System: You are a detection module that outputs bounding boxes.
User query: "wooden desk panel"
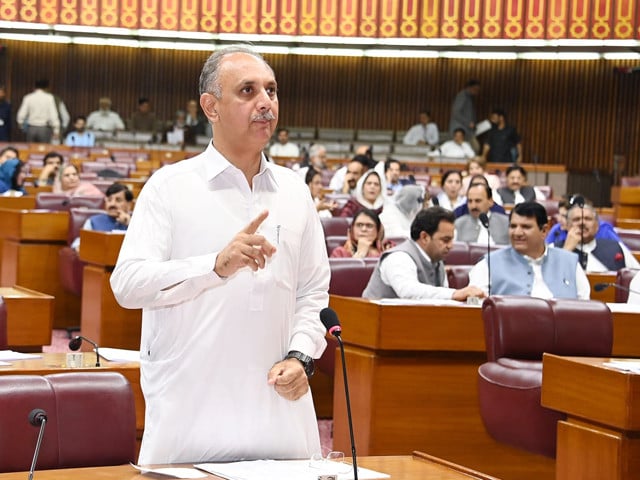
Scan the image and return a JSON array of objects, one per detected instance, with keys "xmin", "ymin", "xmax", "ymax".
[
  {"xmin": 0, "ymin": 453, "xmax": 500, "ymax": 480},
  {"xmin": 0, "ymin": 286, "xmax": 53, "ymax": 351},
  {"xmin": 79, "ymin": 230, "xmax": 142, "ymax": 350},
  {"xmin": 587, "ymin": 271, "xmax": 616, "ymax": 303},
  {"xmin": 0, "ymin": 196, "xmax": 36, "ymax": 210},
  {"xmin": 0, "ymin": 352, "xmax": 144, "ymax": 443},
  {"xmin": 541, "ymin": 354, "xmax": 640, "ymax": 480},
  {"xmin": 329, "ymin": 296, "xmax": 554, "ymax": 480},
  {"xmin": 0, "ymin": 209, "xmax": 78, "ymax": 329}
]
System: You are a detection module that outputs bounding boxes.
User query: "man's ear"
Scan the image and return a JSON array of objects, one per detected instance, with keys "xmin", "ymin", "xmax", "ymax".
[{"xmin": 200, "ymin": 93, "xmax": 218, "ymax": 123}]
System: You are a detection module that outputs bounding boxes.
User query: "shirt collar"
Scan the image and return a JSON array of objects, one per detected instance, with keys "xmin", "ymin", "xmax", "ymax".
[
  {"xmin": 523, "ymin": 245, "xmax": 549, "ymax": 265},
  {"xmin": 203, "ymin": 142, "xmax": 279, "ymax": 188}
]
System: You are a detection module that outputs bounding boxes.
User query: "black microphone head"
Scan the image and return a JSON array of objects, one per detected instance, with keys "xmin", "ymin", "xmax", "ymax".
[
  {"xmin": 593, "ymin": 283, "xmax": 611, "ymax": 292},
  {"xmin": 479, "ymin": 212, "xmax": 490, "ymax": 228},
  {"xmin": 28, "ymin": 408, "xmax": 47, "ymax": 427},
  {"xmin": 431, "ymin": 195, "xmax": 439, "ymax": 206},
  {"xmin": 320, "ymin": 307, "xmax": 342, "ymax": 336},
  {"xmin": 68, "ymin": 336, "xmax": 82, "ymax": 351},
  {"xmin": 570, "ymin": 194, "xmax": 585, "ymax": 208}
]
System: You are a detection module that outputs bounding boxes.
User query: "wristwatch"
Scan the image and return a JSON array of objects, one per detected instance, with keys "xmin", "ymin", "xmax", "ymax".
[{"xmin": 285, "ymin": 350, "xmax": 315, "ymax": 378}]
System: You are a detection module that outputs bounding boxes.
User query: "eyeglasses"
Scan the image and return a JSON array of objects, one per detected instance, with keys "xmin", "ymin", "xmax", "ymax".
[
  {"xmin": 309, "ymin": 451, "xmax": 352, "ymax": 475},
  {"xmin": 354, "ymin": 222, "xmax": 376, "ymax": 230}
]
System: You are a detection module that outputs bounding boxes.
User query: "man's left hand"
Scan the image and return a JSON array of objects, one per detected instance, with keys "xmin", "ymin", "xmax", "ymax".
[{"xmin": 267, "ymin": 358, "xmax": 309, "ymax": 401}]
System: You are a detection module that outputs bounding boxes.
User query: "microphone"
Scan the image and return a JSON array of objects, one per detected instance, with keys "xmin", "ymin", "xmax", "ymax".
[
  {"xmin": 68, "ymin": 335, "xmax": 101, "ymax": 367},
  {"xmin": 320, "ymin": 307, "xmax": 358, "ymax": 480},
  {"xmin": 431, "ymin": 195, "xmax": 439, "ymax": 206},
  {"xmin": 593, "ymin": 282, "xmax": 640, "ymax": 296},
  {"xmin": 28, "ymin": 408, "xmax": 47, "ymax": 480},
  {"xmin": 569, "ymin": 194, "xmax": 585, "ymax": 208},
  {"xmin": 478, "ymin": 212, "xmax": 491, "ymax": 296}
]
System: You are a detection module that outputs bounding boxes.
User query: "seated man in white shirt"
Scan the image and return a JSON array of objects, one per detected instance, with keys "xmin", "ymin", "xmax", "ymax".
[
  {"xmin": 403, "ymin": 110, "xmax": 439, "ymax": 148},
  {"xmin": 268, "ymin": 127, "xmax": 300, "ymax": 158},
  {"xmin": 561, "ymin": 203, "xmax": 640, "ymax": 272},
  {"xmin": 429, "ymin": 128, "xmax": 475, "ymax": 160},
  {"xmin": 363, "ymin": 207, "xmax": 485, "ymax": 301},
  {"xmin": 468, "ymin": 201, "xmax": 590, "ymax": 299}
]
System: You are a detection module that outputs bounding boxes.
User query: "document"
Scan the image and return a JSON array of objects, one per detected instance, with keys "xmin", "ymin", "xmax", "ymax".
[
  {"xmin": 132, "ymin": 463, "xmax": 207, "ymax": 479},
  {"xmin": 0, "ymin": 350, "xmax": 41, "ymax": 361},
  {"xmin": 98, "ymin": 348, "xmax": 140, "ymax": 362},
  {"xmin": 195, "ymin": 460, "xmax": 389, "ymax": 480}
]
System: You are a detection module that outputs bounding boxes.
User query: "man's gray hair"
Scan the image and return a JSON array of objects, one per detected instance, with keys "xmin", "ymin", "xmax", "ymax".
[
  {"xmin": 198, "ymin": 45, "xmax": 273, "ymax": 98},
  {"xmin": 308, "ymin": 144, "xmax": 326, "ymax": 159}
]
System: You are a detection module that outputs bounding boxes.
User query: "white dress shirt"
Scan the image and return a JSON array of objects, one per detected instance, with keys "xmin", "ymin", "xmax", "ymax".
[
  {"xmin": 430, "ymin": 140, "xmax": 475, "ymax": 159},
  {"xmin": 111, "ymin": 144, "xmax": 329, "ymax": 464},
  {"xmin": 16, "ymin": 89, "xmax": 60, "ymax": 133},
  {"xmin": 268, "ymin": 142, "xmax": 300, "ymax": 158},
  {"xmin": 379, "ymin": 240, "xmax": 455, "ymax": 299},
  {"xmin": 403, "ymin": 122, "xmax": 439, "ymax": 146},
  {"xmin": 86, "ymin": 109, "xmax": 126, "ymax": 132},
  {"xmin": 570, "ymin": 239, "xmax": 640, "ymax": 272}
]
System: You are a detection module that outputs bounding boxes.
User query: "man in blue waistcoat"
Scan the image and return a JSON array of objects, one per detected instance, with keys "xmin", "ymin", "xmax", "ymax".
[
  {"xmin": 468, "ymin": 201, "xmax": 590, "ymax": 299},
  {"xmin": 71, "ymin": 182, "xmax": 133, "ymax": 250}
]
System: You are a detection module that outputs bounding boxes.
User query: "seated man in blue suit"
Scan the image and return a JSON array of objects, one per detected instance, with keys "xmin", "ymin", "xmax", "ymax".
[
  {"xmin": 468, "ymin": 201, "xmax": 590, "ymax": 299},
  {"xmin": 71, "ymin": 182, "xmax": 133, "ymax": 250}
]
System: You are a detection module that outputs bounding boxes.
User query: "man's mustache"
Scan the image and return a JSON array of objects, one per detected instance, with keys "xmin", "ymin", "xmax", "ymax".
[{"xmin": 252, "ymin": 111, "xmax": 276, "ymax": 122}]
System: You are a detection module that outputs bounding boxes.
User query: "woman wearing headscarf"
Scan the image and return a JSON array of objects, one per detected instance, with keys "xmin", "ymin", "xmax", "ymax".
[
  {"xmin": 330, "ymin": 208, "xmax": 394, "ymax": 258},
  {"xmin": 379, "ymin": 184, "xmax": 425, "ymax": 238},
  {"xmin": 336, "ymin": 169, "xmax": 385, "ymax": 218}
]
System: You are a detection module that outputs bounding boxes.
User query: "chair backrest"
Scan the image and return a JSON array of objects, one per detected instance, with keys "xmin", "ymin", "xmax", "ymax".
[
  {"xmin": 0, "ymin": 297, "xmax": 7, "ymax": 348},
  {"xmin": 444, "ymin": 241, "xmax": 470, "ymax": 265},
  {"xmin": 329, "ymin": 258, "xmax": 376, "ymax": 297},
  {"xmin": 35, "ymin": 192, "xmax": 71, "ymax": 211},
  {"xmin": 321, "ymin": 216, "xmax": 351, "ymax": 237},
  {"xmin": 67, "ymin": 208, "xmax": 106, "ymax": 245},
  {"xmin": 481, "ymin": 295, "xmax": 613, "ymax": 362},
  {"xmin": 0, "ymin": 372, "xmax": 136, "ymax": 472},
  {"xmin": 616, "ymin": 267, "xmax": 637, "ymax": 303},
  {"xmin": 69, "ymin": 195, "xmax": 105, "ymax": 210},
  {"xmin": 325, "ymin": 235, "xmax": 347, "ymax": 256},
  {"xmin": 469, "ymin": 243, "xmax": 506, "ymax": 264},
  {"xmin": 616, "ymin": 229, "xmax": 640, "ymax": 252},
  {"xmin": 446, "ymin": 265, "xmax": 472, "ymax": 289}
]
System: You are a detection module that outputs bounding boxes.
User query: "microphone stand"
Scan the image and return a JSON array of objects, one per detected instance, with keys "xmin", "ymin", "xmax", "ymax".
[
  {"xmin": 28, "ymin": 409, "xmax": 47, "ymax": 480},
  {"xmin": 335, "ymin": 332, "xmax": 358, "ymax": 480},
  {"xmin": 479, "ymin": 213, "xmax": 491, "ymax": 296}
]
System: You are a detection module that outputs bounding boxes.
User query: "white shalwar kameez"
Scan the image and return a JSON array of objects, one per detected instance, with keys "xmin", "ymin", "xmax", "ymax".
[{"xmin": 110, "ymin": 143, "xmax": 330, "ymax": 464}]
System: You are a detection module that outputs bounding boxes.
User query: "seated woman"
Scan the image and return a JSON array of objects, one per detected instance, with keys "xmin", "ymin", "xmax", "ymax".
[
  {"xmin": 336, "ymin": 169, "xmax": 385, "ymax": 218},
  {"xmin": 461, "ymin": 157, "xmax": 501, "ymax": 199},
  {"xmin": 434, "ymin": 170, "xmax": 465, "ymax": 211},
  {"xmin": 330, "ymin": 209, "xmax": 393, "ymax": 258},
  {"xmin": 0, "ymin": 158, "xmax": 27, "ymax": 196},
  {"xmin": 305, "ymin": 167, "xmax": 337, "ymax": 218},
  {"xmin": 53, "ymin": 164, "xmax": 104, "ymax": 197}
]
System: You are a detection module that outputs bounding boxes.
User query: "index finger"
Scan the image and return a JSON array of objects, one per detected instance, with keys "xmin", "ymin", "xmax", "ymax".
[{"xmin": 242, "ymin": 210, "xmax": 269, "ymax": 235}]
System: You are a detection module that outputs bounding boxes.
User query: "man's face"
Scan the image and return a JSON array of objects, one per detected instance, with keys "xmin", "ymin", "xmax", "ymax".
[
  {"xmin": 466, "ymin": 184, "xmax": 493, "ymax": 219},
  {"xmin": 74, "ymin": 118, "xmax": 86, "ymax": 132},
  {"xmin": 311, "ymin": 149, "xmax": 327, "ymax": 170},
  {"xmin": 345, "ymin": 161, "xmax": 364, "ymax": 190},
  {"xmin": 423, "ymin": 220, "xmax": 455, "ymax": 262},
  {"xmin": 277, "ymin": 130, "xmax": 289, "ymax": 145},
  {"xmin": 0, "ymin": 149, "xmax": 17, "ymax": 164},
  {"xmin": 419, "ymin": 113, "xmax": 429, "ymax": 125},
  {"xmin": 506, "ymin": 170, "xmax": 525, "ymax": 191},
  {"xmin": 99, "ymin": 99, "xmax": 111, "ymax": 110},
  {"xmin": 0, "ymin": 88, "xmax": 5, "ymax": 101},
  {"xmin": 105, "ymin": 190, "xmax": 132, "ymax": 218},
  {"xmin": 204, "ymin": 52, "xmax": 278, "ymax": 152},
  {"xmin": 386, "ymin": 162, "xmax": 400, "ymax": 184},
  {"xmin": 509, "ymin": 213, "xmax": 547, "ymax": 258},
  {"xmin": 45, "ymin": 155, "xmax": 62, "ymax": 174},
  {"xmin": 568, "ymin": 207, "xmax": 599, "ymax": 243},
  {"xmin": 453, "ymin": 131, "xmax": 465, "ymax": 144},
  {"xmin": 138, "ymin": 102, "xmax": 150, "ymax": 113}
]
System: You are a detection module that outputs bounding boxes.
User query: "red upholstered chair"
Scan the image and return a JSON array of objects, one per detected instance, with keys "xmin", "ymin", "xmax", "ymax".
[
  {"xmin": 616, "ymin": 229, "xmax": 640, "ymax": 252},
  {"xmin": 478, "ymin": 295, "xmax": 612, "ymax": 458},
  {"xmin": 443, "ymin": 241, "xmax": 470, "ymax": 265},
  {"xmin": 446, "ymin": 265, "xmax": 472, "ymax": 289},
  {"xmin": 0, "ymin": 297, "xmax": 7, "ymax": 348},
  {"xmin": 325, "ymin": 235, "xmax": 347, "ymax": 256},
  {"xmin": 615, "ymin": 267, "xmax": 637, "ymax": 302},
  {"xmin": 0, "ymin": 372, "xmax": 136, "ymax": 472},
  {"xmin": 68, "ymin": 195, "xmax": 105, "ymax": 209},
  {"xmin": 469, "ymin": 243, "xmax": 505, "ymax": 264},
  {"xmin": 320, "ymin": 216, "xmax": 351, "ymax": 237},
  {"xmin": 35, "ymin": 192, "xmax": 71, "ymax": 211}
]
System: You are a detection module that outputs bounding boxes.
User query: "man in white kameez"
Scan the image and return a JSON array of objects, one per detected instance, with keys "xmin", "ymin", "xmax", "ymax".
[{"xmin": 110, "ymin": 45, "xmax": 330, "ymax": 464}]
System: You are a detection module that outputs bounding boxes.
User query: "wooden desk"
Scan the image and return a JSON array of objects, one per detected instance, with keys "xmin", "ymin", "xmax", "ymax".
[
  {"xmin": 0, "ymin": 208, "xmax": 78, "ymax": 329},
  {"xmin": 587, "ymin": 271, "xmax": 616, "ymax": 303},
  {"xmin": 79, "ymin": 230, "xmax": 141, "ymax": 350},
  {"xmin": 0, "ymin": 196, "xmax": 36, "ymax": 210},
  {"xmin": 329, "ymin": 295, "xmax": 555, "ymax": 480},
  {"xmin": 0, "ymin": 285, "xmax": 53, "ymax": 351},
  {"xmin": 541, "ymin": 354, "xmax": 640, "ymax": 480},
  {"xmin": 611, "ymin": 186, "xmax": 640, "ymax": 218},
  {"xmin": 0, "ymin": 352, "xmax": 144, "ymax": 444},
  {"xmin": 0, "ymin": 452, "xmax": 499, "ymax": 479}
]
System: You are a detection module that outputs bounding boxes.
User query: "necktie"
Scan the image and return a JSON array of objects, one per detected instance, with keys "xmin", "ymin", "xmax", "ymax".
[{"xmin": 433, "ymin": 262, "xmax": 441, "ymax": 287}]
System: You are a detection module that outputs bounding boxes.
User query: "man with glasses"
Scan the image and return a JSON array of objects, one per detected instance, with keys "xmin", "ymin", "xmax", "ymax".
[{"xmin": 363, "ymin": 206, "xmax": 484, "ymax": 301}]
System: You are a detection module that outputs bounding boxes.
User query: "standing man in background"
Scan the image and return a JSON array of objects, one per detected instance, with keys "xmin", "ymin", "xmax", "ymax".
[
  {"xmin": 0, "ymin": 86, "xmax": 11, "ymax": 141},
  {"xmin": 483, "ymin": 108, "xmax": 522, "ymax": 163},
  {"xmin": 449, "ymin": 79, "xmax": 480, "ymax": 153},
  {"xmin": 111, "ymin": 45, "xmax": 330, "ymax": 465},
  {"xmin": 16, "ymin": 78, "xmax": 60, "ymax": 143}
]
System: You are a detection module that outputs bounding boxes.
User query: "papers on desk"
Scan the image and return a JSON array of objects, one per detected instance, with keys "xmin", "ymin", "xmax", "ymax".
[
  {"xmin": 370, "ymin": 298, "xmax": 480, "ymax": 308},
  {"xmin": 195, "ymin": 460, "xmax": 389, "ymax": 480},
  {"xmin": 0, "ymin": 350, "xmax": 41, "ymax": 361},
  {"xmin": 606, "ymin": 302, "xmax": 640, "ymax": 313},
  {"xmin": 132, "ymin": 464, "xmax": 207, "ymax": 478},
  {"xmin": 605, "ymin": 360, "xmax": 640, "ymax": 374},
  {"xmin": 98, "ymin": 348, "xmax": 140, "ymax": 362}
]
